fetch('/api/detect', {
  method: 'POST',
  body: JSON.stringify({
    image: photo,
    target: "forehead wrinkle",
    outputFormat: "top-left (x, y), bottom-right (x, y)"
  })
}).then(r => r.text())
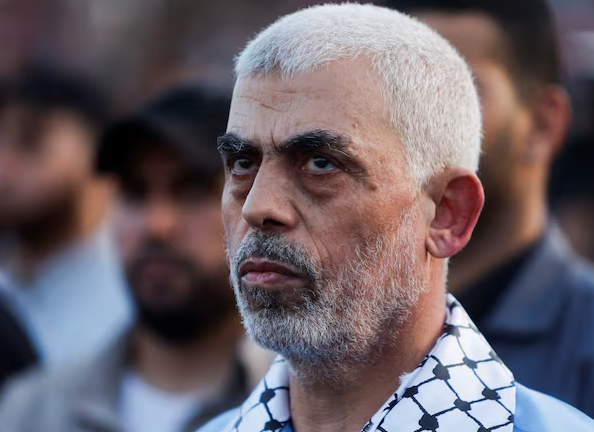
top-left (238, 94), bottom-right (291, 114)
top-left (235, 75), bottom-right (343, 114)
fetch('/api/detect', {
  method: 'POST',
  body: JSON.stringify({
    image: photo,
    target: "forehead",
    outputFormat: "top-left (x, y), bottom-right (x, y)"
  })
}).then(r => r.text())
top-left (122, 142), bottom-right (222, 186)
top-left (228, 60), bottom-right (394, 152)
top-left (0, 104), bottom-right (85, 129)
top-left (125, 143), bottom-right (188, 176)
top-left (419, 12), bottom-right (506, 66)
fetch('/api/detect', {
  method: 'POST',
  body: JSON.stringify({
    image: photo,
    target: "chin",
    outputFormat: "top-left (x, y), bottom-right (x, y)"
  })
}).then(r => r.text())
top-left (239, 282), bottom-right (315, 313)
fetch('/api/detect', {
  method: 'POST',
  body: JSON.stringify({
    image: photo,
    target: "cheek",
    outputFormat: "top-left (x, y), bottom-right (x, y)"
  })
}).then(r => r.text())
top-left (20, 152), bottom-right (89, 199)
top-left (476, 73), bottom-right (522, 157)
top-left (181, 209), bottom-right (226, 268)
top-left (480, 93), bottom-right (513, 146)
top-left (307, 204), bottom-right (375, 272)
top-left (222, 188), bottom-right (246, 257)
top-left (113, 206), bottom-right (144, 265)
top-left (317, 192), bottom-right (420, 266)
top-left (44, 138), bottom-right (92, 182)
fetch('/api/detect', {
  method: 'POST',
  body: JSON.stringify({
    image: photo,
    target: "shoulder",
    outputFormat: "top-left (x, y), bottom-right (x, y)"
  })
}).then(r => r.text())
top-left (557, 257), bottom-right (594, 347)
top-left (514, 383), bottom-right (594, 432)
top-left (542, 237), bottom-right (594, 349)
top-left (540, 227), bottom-right (594, 303)
top-left (0, 358), bottom-right (92, 423)
top-left (195, 408), bottom-right (240, 432)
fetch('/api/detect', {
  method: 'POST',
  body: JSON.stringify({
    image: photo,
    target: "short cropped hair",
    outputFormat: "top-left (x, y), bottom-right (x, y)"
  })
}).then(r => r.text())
top-left (0, 64), bottom-right (111, 132)
top-left (385, 0), bottom-right (562, 98)
top-left (234, 3), bottom-right (481, 187)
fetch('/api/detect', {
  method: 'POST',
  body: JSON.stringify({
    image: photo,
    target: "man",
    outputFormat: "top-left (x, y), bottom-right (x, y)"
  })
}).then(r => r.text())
top-left (0, 65), bottom-right (131, 365)
top-left (384, 0), bottom-right (594, 416)
top-left (0, 86), bottom-right (271, 432)
top-left (199, 4), bottom-right (594, 432)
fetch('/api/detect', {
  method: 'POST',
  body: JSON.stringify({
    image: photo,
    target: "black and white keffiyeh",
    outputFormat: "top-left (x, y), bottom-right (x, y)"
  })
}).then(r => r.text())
top-left (221, 295), bottom-right (516, 432)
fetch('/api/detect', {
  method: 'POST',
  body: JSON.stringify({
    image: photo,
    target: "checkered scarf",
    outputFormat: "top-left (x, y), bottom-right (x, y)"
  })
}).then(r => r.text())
top-left (221, 295), bottom-right (516, 432)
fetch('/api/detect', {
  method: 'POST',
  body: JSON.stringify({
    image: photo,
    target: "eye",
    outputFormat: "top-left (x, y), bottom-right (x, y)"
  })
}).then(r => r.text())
top-left (303, 156), bottom-right (337, 173)
top-left (231, 157), bottom-right (259, 175)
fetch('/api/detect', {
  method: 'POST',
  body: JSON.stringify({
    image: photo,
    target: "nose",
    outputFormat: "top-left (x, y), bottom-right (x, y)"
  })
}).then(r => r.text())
top-left (242, 165), bottom-right (297, 232)
top-left (0, 148), bottom-right (20, 186)
top-left (145, 199), bottom-right (180, 241)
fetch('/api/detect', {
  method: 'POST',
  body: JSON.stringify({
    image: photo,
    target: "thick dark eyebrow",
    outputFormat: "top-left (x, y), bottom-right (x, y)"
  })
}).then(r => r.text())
top-left (217, 133), bottom-right (259, 155)
top-left (217, 130), bottom-right (353, 156)
top-left (282, 129), bottom-right (353, 158)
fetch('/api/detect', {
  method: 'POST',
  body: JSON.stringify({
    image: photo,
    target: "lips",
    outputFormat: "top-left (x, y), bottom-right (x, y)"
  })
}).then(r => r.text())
top-left (239, 259), bottom-right (304, 286)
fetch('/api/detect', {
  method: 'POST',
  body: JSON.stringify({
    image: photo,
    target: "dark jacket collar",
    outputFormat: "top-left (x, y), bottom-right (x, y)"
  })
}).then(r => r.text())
top-left (481, 224), bottom-right (575, 337)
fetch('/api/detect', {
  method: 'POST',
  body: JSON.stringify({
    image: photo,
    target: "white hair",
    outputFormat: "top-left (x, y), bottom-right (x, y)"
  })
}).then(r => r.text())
top-left (234, 3), bottom-right (482, 187)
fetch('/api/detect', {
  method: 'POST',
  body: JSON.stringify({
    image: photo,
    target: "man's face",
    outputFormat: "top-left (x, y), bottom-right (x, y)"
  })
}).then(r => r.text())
top-left (0, 105), bottom-right (95, 230)
top-left (222, 61), bottom-right (427, 367)
top-left (114, 142), bottom-right (233, 343)
top-left (419, 13), bottom-right (533, 222)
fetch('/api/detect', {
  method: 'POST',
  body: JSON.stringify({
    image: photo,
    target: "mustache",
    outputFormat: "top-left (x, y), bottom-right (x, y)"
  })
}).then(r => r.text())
top-left (129, 239), bottom-right (194, 271)
top-left (232, 232), bottom-right (321, 282)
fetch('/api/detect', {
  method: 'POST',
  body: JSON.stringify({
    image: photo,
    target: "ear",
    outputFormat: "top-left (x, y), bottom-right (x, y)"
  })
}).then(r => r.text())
top-left (425, 169), bottom-right (484, 259)
top-left (525, 86), bottom-right (571, 163)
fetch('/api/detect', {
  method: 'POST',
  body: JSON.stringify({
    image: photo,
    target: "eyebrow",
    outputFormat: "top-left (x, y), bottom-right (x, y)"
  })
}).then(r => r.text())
top-left (217, 133), bottom-right (255, 154)
top-left (217, 129), bottom-right (354, 158)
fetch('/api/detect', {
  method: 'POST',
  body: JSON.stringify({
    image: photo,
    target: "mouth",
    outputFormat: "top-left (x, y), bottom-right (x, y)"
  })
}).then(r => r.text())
top-left (133, 255), bottom-right (184, 279)
top-left (239, 259), bottom-right (304, 287)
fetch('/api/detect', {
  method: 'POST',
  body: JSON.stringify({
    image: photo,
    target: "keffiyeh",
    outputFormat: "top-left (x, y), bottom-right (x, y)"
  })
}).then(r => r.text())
top-left (222, 295), bottom-right (516, 432)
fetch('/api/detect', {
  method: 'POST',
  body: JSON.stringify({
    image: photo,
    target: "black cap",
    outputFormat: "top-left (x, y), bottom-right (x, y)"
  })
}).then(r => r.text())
top-left (96, 85), bottom-right (230, 176)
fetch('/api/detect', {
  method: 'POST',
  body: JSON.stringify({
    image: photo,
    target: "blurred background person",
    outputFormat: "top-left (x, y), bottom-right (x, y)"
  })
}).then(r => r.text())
top-left (0, 85), bottom-right (271, 432)
top-left (0, 64), bottom-right (131, 366)
top-left (386, 0), bottom-right (594, 416)
top-left (550, 134), bottom-right (594, 261)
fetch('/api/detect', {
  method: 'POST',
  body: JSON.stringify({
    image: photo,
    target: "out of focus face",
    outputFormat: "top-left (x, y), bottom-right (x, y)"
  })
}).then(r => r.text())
top-left (0, 105), bottom-right (95, 230)
top-left (221, 61), bottom-right (427, 366)
top-left (114, 142), bottom-right (233, 343)
top-left (419, 13), bottom-right (532, 226)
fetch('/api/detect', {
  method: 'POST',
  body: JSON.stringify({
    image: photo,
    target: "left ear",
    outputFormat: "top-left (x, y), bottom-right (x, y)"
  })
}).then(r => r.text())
top-left (424, 169), bottom-right (484, 259)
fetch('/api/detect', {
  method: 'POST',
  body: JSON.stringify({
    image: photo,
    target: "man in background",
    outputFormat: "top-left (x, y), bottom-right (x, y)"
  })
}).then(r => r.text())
top-left (0, 65), bottom-right (131, 366)
top-left (0, 85), bottom-right (270, 432)
top-left (386, 0), bottom-right (594, 415)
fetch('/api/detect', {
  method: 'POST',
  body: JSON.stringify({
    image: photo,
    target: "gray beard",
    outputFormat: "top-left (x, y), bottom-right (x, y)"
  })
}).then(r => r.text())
top-left (229, 206), bottom-right (425, 385)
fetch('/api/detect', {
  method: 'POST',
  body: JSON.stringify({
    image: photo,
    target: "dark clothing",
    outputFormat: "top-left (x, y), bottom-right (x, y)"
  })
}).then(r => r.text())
top-left (458, 238), bottom-right (541, 329)
top-left (460, 225), bottom-right (594, 417)
top-left (0, 292), bottom-right (37, 388)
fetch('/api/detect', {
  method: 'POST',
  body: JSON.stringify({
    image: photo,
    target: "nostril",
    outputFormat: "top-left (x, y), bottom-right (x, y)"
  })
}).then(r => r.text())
top-left (262, 218), bottom-right (284, 227)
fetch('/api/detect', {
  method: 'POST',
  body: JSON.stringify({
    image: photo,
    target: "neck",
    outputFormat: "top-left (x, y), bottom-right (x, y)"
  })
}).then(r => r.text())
top-left (289, 289), bottom-right (446, 432)
top-left (7, 179), bottom-right (113, 276)
top-left (448, 183), bottom-right (547, 294)
top-left (131, 313), bottom-right (243, 394)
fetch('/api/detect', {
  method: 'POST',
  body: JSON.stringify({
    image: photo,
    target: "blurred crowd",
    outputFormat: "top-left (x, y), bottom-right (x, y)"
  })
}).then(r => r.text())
top-left (0, 0), bottom-right (593, 431)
